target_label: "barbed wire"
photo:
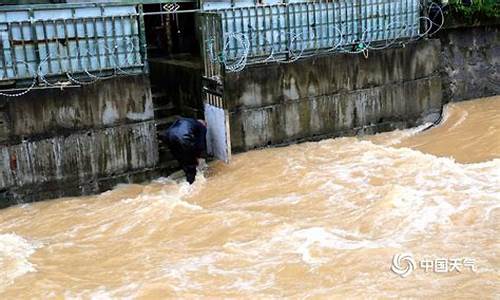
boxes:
[0,37,142,97]
[0,1,445,96]
[206,0,444,72]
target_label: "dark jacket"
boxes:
[159,118,207,184]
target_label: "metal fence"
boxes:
[0,1,432,88]
[199,12,224,80]
[0,4,145,88]
[202,0,423,72]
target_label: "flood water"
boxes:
[0,96,499,298]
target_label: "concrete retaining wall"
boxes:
[0,37,466,206]
[439,25,500,102]
[225,39,443,152]
[0,75,161,207]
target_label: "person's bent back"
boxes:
[159,118,207,184]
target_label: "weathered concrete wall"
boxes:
[0,75,161,207]
[1,76,154,142]
[439,25,500,103]
[225,39,443,151]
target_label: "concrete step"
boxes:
[150,84,160,92]
[158,146,175,162]
[156,160,179,171]
[154,103,177,119]
[155,115,179,126]
[155,115,179,132]
[154,103,175,111]
[152,91,167,100]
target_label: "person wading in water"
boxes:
[159,118,207,184]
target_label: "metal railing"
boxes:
[0,5,146,92]
[201,0,427,72]
[1,16,143,81]
[199,12,224,79]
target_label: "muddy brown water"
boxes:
[0,96,499,298]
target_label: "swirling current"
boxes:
[0,96,499,298]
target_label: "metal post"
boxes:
[28,9,41,79]
[138,4,149,73]
[285,1,290,61]
[356,0,363,44]
[72,8,83,73]
[0,25,8,79]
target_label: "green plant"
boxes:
[448,0,500,20]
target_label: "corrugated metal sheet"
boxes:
[201,0,420,69]
[0,4,143,82]
[201,0,283,10]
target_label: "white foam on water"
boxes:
[2,98,500,298]
[160,248,282,293]
[161,253,221,291]
[98,178,205,237]
[64,283,140,300]
[278,137,500,252]
[265,226,400,265]
[0,234,41,291]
